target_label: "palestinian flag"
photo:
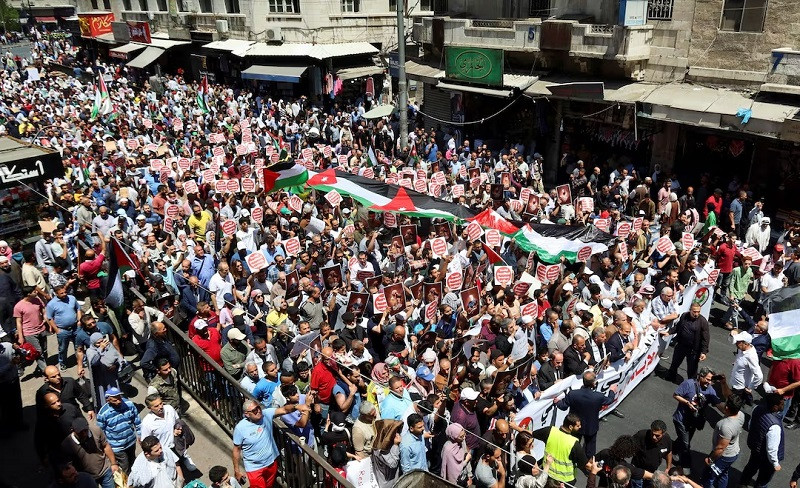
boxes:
[196,74,210,114]
[469,208,520,235]
[482,243,506,265]
[90,76,112,120]
[761,285,800,359]
[307,168,476,221]
[513,223,614,263]
[105,238,144,308]
[262,160,309,194]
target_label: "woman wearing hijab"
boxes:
[367,362,390,411]
[371,419,403,488]
[440,423,471,486]
[86,331,123,407]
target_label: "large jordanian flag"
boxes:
[306,168,476,221]
[761,285,800,359]
[513,223,615,263]
[105,238,144,308]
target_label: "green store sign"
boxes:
[445,47,504,87]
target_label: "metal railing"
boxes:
[130,289,354,488]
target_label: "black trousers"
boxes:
[580,432,598,459]
[0,377,23,431]
[667,343,700,380]
[740,451,778,488]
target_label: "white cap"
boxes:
[522,316,534,324]
[227,328,247,341]
[575,302,591,312]
[194,319,208,330]
[237,241,247,250]
[731,331,753,344]
[589,275,602,285]
[460,387,479,401]
[600,298,614,309]
[562,283,574,292]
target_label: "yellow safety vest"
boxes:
[545,428,579,482]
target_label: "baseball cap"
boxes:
[575,302,591,312]
[104,387,122,397]
[227,328,246,341]
[636,260,649,269]
[136,214,146,220]
[250,289,263,298]
[762,217,771,224]
[194,319,208,330]
[237,241,247,250]
[562,283,574,292]
[640,284,655,295]
[460,387,479,401]
[600,298,614,309]
[223,293,235,304]
[732,331,753,344]
[416,365,435,381]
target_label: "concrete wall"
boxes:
[644,0,694,82]
[687,0,800,86]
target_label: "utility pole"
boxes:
[396,0,407,150]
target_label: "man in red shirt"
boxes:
[191,319,222,369]
[151,185,168,217]
[714,232,737,298]
[79,238,106,299]
[768,358,800,428]
[704,188,724,218]
[310,346,338,422]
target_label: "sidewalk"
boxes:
[2,334,232,487]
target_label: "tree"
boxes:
[0,0,20,34]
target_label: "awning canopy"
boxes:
[94,32,117,44]
[241,42,378,60]
[35,16,57,23]
[437,80,514,98]
[336,64,383,81]
[363,104,395,119]
[147,37,191,49]
[404,60,444,84]
[203,39,254,54]
[241,65,308,83]
[127,46,165,69]
[110,43,147,56]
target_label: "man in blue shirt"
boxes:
[280,384,315,450]
[45,286,81,370]
[75,315,116,377]
[729,190,747,239]
[672,367,726,466]
[400,413,428,473]
[232,398,310,487]
[380,376,413,421]
[191,245,216,288]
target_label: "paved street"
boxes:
[2,333,230,488]
[0,41,33,59]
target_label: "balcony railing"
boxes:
[570,22,652,60]
[414,16,540,52]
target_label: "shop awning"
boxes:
[241,65,308,83]
[110,43,147,56]
[203,39,254,55]
[127,46,165,69]
[437,80,514,98]
[363,104,395,119]
[35,16,57,23]
[94,33,118,44]
[147,37,191,49]
[405,60,444,84]
[241,41,378,60]
[336,64,384,81]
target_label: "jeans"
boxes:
[97,468,115,488]
[672,419,697,465]
[702,454,738,488]
[113,444,137,474]
[56,327,76,366]
[23,331,48,373]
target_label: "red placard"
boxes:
[165,204,180,218]
[521,301,538,318]
[241,178,256,193]
[681,232,695,250]
[432,237,447,256]
[325,190,342,207]
[251,206,263,224]
[416,169,427,180]
[363,167,374,179]
[302,148,313,161]
[384,212,397,228]
[178,157,191,171]
[708,268,720,285]
[433,171,446,185]
[127,138,139,150]
[240,164,252,178]
[373,293,387,312]
[425,300,439,322]
[202,169,215,183]
[343,224,355,236]
[577,245,592,262]
[245,252,267,272]
[466,221,483,241]
[447,271,463,290]
[288,195,302,213]
[270,153,280,163]
[655,236,675,254]
[578,197,594,213]
[323,146,332,159]
[414,178,427,193]
[183,180,198,194]
[616,221,632,239]
[221,220,237,236]
[127,21,151,43]
[452,185,465,198]
[399,178,412,189]
[212,146,224,158]
[150,159,165,171]
[485,229,501,248]
[338,154,348,165]
[633,217,644,231]
[494,266,514,287]
[215,180,228,193]
[594,218,610,232]
[536,264,561,283]
[159,168,169,183]
[226,179,240,193]
[284,237,301,256]
[163,217,173,232]
[618,241,629,260]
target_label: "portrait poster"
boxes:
[285,269,300,299]
[346,292,369,318]
[461,286,481,318]
[382,283,406,315]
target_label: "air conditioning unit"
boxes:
[216,19,229,33]
[265,27,283,42]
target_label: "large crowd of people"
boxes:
[1,36,800,488]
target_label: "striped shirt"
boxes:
[96,398,141,451]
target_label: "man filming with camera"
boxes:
[671,367,731,466]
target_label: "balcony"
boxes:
[413,16,652,62]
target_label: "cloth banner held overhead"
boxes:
[515,330,662,459]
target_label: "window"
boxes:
[138,0,148,10]
[720,0,768,32]
[647,0,674,20]
[156,0,167,10]
[419,0,430,10]
[268,0,299,13]
[199,0,213,12]
[341,0,359,13]
[90,0,99,9]
[528,0,550,18]
[226,0,240,13]
[103,0,111,8]
[389,0,396,11]
[178,0,189,11]
[122,0,132,10]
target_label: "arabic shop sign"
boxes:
[78,12,115,38]
[0,150,64,189]
[445,47,504,87]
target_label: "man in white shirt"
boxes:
[760,262,785,294]
[349,251,374,290]
[208,263,234,312]
[140,394,179,450]
[128,435,182,488]
[729,331,763,405]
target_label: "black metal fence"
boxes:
[130,289,353,488]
